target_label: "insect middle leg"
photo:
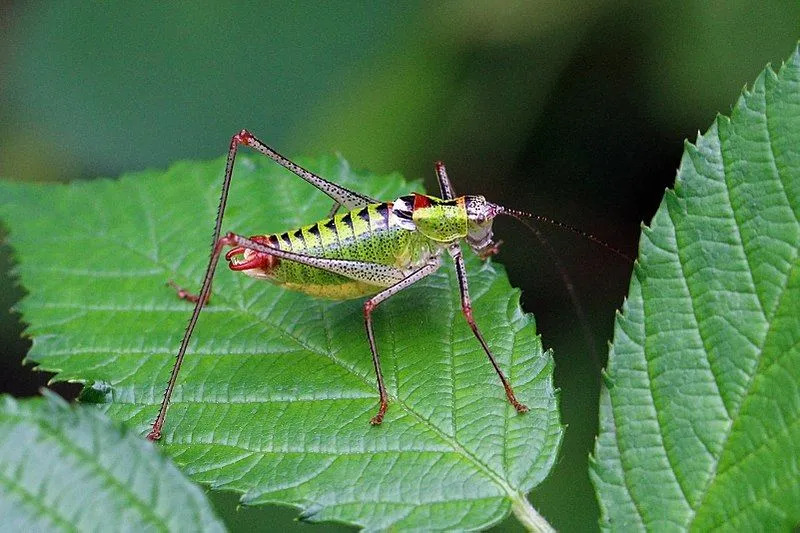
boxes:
[448,244,529,413]
[362,259,441,425]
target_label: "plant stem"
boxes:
[511,492,555,533]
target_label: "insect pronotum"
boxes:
[148,130,627,441]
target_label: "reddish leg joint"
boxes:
[167,280,208,304]
[232,129,255,147]
[462,305,529,414]
[363,300,376,317]
[363,299,388,425]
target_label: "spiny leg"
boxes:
[149,233,239,440]
[169,131,379,303]
[151,229,414,439]
[435,161,456,200]
[448,244,529,413]
[363,260,441,425]
[150,131,262,439]
[238,130,377,209]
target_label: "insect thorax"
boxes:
[395,193,468,243]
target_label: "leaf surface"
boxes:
[0,393,224,532]
[0,155,561,530]
[591,47,800,530]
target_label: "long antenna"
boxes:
[499,207,633,370]
[502,207,633,263]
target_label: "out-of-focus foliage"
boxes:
[0,393,225,532]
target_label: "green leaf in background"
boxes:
[0,392,224,532]
[591,47,800,530]
[0,156,562,530]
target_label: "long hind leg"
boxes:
[168,131,381,302]
[151,231,417,440]
[362,259,441,425]
[235,130,377,209]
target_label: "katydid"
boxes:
[147,130,624,441]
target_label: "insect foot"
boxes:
[512,399,530,413]
[167,279,209,304]
[370,400,388,426]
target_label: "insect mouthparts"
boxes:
[225,246,247,264]
[225,239,279,272]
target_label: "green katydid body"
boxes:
[148,129,526,441]
[228,194,473,299]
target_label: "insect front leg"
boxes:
[448,244,529,414]
[477,240,503,260]
[362,259,442,425]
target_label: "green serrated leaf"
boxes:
[0,392,224,532]
[0,155,561,530]
[591,47,800,530]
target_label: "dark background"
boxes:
[1,2,798,531]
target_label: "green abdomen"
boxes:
[261,203,430,299]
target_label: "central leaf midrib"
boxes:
[686,108,786,528]
[72,221,531,508]
[13,169,533,512]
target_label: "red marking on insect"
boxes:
[225,235,279,272]
[233,129,254,146]
[413,193,431,210]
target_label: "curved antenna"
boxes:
[498,207,632,370]
[500,207,633,263]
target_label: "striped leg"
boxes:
[363,259,442,425]
[449,244,529,413]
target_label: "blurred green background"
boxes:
[1,2,798,531]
